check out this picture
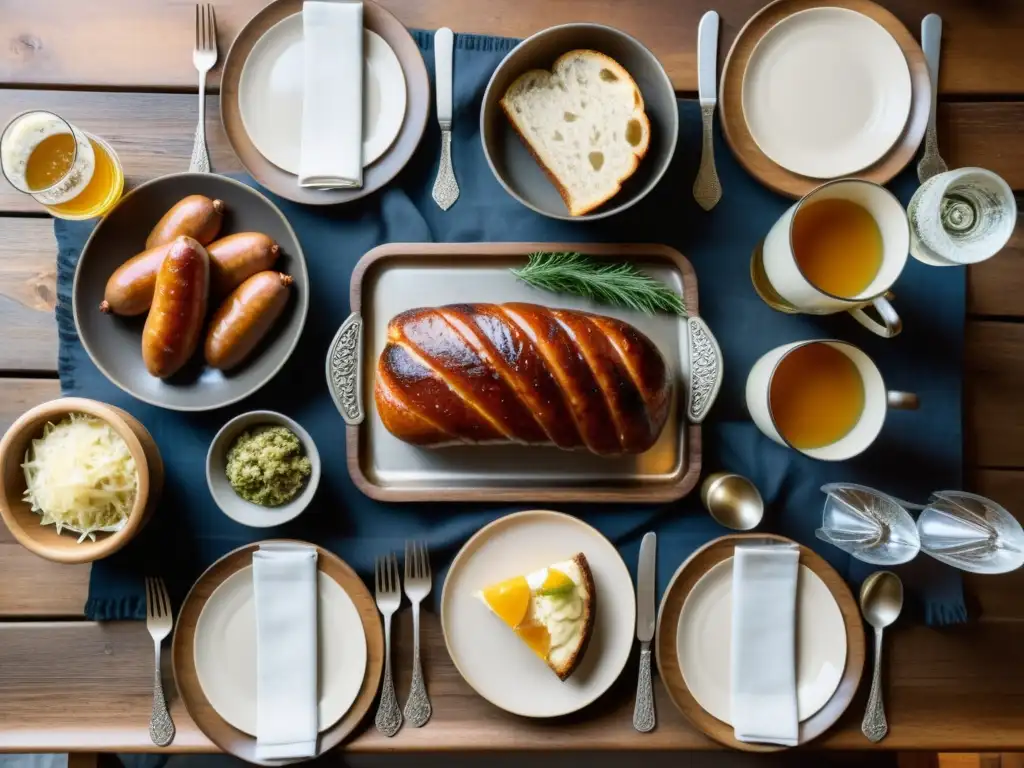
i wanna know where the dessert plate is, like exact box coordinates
[677,558,846,725]
[194,565,367,737]
[441,509,636,717]
[239,13,407,173]
[741,7,912,178]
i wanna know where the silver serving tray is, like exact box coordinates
[326,243,723,502]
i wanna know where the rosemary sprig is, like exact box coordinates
[511,252,687,316]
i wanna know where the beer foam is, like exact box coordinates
[1,111,93,200]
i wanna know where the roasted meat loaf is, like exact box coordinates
[374,303,671,455]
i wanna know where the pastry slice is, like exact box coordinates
[477,553,596,680]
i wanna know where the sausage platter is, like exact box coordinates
[326,242,723,502]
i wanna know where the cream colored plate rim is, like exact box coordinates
[193,565,368,736]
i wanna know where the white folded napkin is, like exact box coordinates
[253,543,319,760]
[299,1,364,189]
[730,544,800,746]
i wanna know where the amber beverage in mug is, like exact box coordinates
[0,110,124,219]
[751,179,909,338]
[745,340,918,461]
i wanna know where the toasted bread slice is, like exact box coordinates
[500,50,650,216]
[477,552,596,680]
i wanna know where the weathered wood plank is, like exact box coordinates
[0,93,1022,216]
[937,105,1024,191]
[964,469,1024,621]
[2,615,1024,752]
[966,322,1024,468]
[968,209,1024,318]
[0,218,57,372]
[1,0,1023,94]
[0,91,234,214]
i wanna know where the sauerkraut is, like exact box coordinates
[22,414,138,542]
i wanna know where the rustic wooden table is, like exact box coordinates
[0,0,1022,755]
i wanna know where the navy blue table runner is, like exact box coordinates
[53,30,965,624]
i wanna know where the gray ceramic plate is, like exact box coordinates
[480,23,679,221]
[73,173,308,411]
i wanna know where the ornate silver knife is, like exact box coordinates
[693,11,722,211]
[633,532,657,732]
[431,27,459,210]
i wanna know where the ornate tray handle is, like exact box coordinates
[686,316,723,424]
[326,313,364,426]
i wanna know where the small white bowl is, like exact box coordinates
[206,410,320,528]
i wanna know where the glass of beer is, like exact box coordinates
[0,110,124,219]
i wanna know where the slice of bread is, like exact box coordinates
[501,50,651,216]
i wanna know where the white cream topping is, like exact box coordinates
[525,559,589,668]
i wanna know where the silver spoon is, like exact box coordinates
[700,472,764,531]
[859,570,904,742]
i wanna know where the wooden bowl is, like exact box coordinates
[0,398,164,564]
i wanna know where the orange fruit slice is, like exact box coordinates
[480,575,530,628]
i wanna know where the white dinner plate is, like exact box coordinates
[238,13,407,174]
[677,558,846,724]
[194,565,368,736]
[741,7,912,179]
[441,510,636,718]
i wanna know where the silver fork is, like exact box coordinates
[145,577,175,747]
[403,541,432,727]
[374,553,403,737]
[191,4,217,173]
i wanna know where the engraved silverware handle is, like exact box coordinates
[432,130,459,211]
[693,104,722,211]
[431,28,459,210]
[861,626,888,742]
[190,75,210,173]
[149,641,175,747]
[633,643,656,732]
[403,602,432,727]
[375,613,403,736]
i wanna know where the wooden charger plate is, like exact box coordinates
[719,0,929,198]
[220,0,430,205]
[655,534,865,751]
[171,541,384,763]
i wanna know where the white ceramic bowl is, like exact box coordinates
[206,410,320,528]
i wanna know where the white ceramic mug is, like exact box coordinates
[745,340,918,461]
[755,179,909,338]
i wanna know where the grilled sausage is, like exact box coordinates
[99,243,170,315]
[99,232,279,315]
[142,236,210,378]
[208,233,280,297]
[205,271,293,371]
[146,195,225,249]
